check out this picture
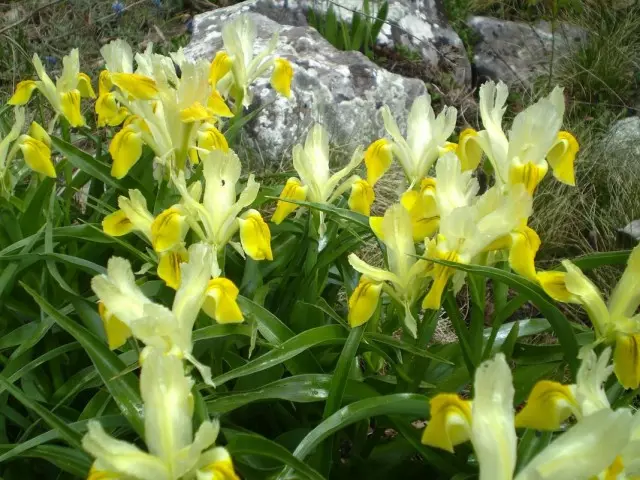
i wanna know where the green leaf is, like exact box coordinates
[226,432,325,480]
[19,445,91,477]
[371,1,389,41]
[566,250,631,270]
[212,325,347,387]
[193,324,253,342]
[21,284,145,436]
[265,197,370,228]
[365,332,452,363]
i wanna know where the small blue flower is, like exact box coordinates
[185,17,194,34]
[152,0,162,6]
[44,55,57,67]
[112,0,125,15]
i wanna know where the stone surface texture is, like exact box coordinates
[468,16,587,87]
[185,6,429,164]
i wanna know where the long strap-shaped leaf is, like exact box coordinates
[22,284,145,435]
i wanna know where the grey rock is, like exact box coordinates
[468,16,587,87]
[620,219,640,241]
[207,0,471,87]
[185,8,428,165]
[605,116,640,159]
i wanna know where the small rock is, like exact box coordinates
[185,9,428,166]
[620,220,640,242]
[468,16,587,87]
[605,116,640,160]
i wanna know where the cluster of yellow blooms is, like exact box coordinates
[5,11,640,479]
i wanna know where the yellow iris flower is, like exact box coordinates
[83,349,239,480]
[560,245,640,389]
[9,49,95,128]
[422,353,633,480]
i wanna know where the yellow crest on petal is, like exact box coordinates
[421,393,472,453]
[201,453,240,480]
[509,161,548,195]
[515,380,578,430]
[98,302,132,350]
[180,102,212,123]
[19,137,56,178]
[77,72,96,98]
[198,125,229,154]
[102,209,134,237]
[271,58,293,98]
[61,89,85,127]
[348,277,382,327]
[239,209,273,261]
[457,128,483,171]
[207,90,234,118]
[157,249,189,290]
[547,130,579,187]
[8,80,38,105]
[364,139,392,186]
[348,178,375,216]
[209,51,233,86]
[272,177,307,224]
[508,225,540,281]
[203,278,244,324]
[151,206,187,253]
[613,333,640,389]
[109,126,143,179]
[110,72,158,100]
[422,242,459,311]
[98,70,113,96]
[96,93,129,127]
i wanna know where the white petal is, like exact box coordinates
[201,149,242,233]
[172,243,211,335]
[435,152,479,218]
[100,39,134,73]
[348,254,402,286]
[574,346,612,417]
[381,204,416,284]
[608,244,640,319]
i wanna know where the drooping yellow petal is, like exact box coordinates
[157,249,189,290]
[19,136,56,178]
[515,380,578,430]
[536,271,574,302]
[457,128,483,171]
[180,102,212,123]
[198,124,229,154]
[508,225,540,281]
[400,189,439,242]
[369,216,384,240]
[509,161,548,195]
[348,178,375,216]
[98,302,132,350]
[109,126,143,179]
[423,245,459,310]
[207,90,233,118]
[102,209,134,236]
[546,131,578,186]
[60,89,85,127]
[421,393,472,453]
[614,333,640,389]
[239,209,273,261]
[364,139,392,186]
[271,58,294,98]
[151,207,187,253]
[96,93,129,127]
[209,51,232,86]
[110,72,158,100]
[272,177,307,224]
[98,70,113,96]
[8,80,37,105]
[348,277,382,327]
[203,278,244,324]
[28,122,51,146]
[77,72,96,98]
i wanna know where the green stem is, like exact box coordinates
[407,308,439,392]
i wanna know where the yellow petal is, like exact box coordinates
[272,177,307,224]
[348,277,382,327]
[271,58,293,98]
[401,189,439,242]
[509,161,548,195]
[514,380,578,430]
[60,89,85,127]
[348,179,375,216]
[207,90,233,118]
[420,177,437,196]
[102,209,134,236]
[483,234,512,253]
[536,271,574,302]
[421,393,472,453]
[440,142,458,155]
[27,122,50,147]
[614,333,640,389]
[109,126,143,179]
[77,72,96,98]
[180,102,212,123]
[8,80,37,105]
[201,450,240,480]
[364,139,392,186]
[157,250,189,290]
[546,131,578,186]
[239,209,273,261]
[151,207,188,253]
[508,225,540,281]
[198,125,229,154]
[98,302,132,350]
[19,136,56,178]
[203,278,244,324]
[369,216,384,240]
[96,93,128,127]
[422,246,459,310]
[209,51,232,86]
[98,70,113,96]
[602,456,625,480]
[457,128,483,171]
[110,72,158,100]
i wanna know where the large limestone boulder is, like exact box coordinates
[184,6,429,165]
[468,16,586,88]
